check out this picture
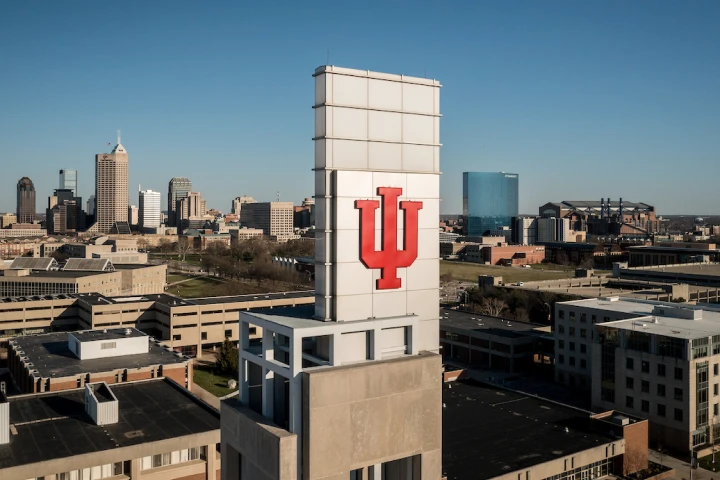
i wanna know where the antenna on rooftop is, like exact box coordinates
[276,191,280,202]
[117,129,121,144]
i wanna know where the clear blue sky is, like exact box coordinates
[1,1,718,215]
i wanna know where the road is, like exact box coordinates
[649,449,716,480]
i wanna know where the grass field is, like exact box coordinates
[440,260,576,284]
[166,274,302,298]
[167,276,226,298]
[193,365,237,397]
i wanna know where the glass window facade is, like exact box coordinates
[463,172,519,236]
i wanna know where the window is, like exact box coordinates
[580,329,587,338]
[559,310,565,319]
[641,361,650,373]
[558,325,565,334]
[658,404,666,417]
[580,313,587,323]
[559,354,564,364]
[675,408,683,422]
[641,380,649,393]
[580,344,587,354]
[604,316,610,322]
[626,358,634,370]
[569,327,575,336]
[675,367,683,380]
[201,332,207,341]
[569,342,575,351]
[626,396,634,408]
[569,311,575,321]
[716,404,719,416]
[558,340,564,349]
[601,387,615,403]
[153,454,162,468]
[101,342,116,350]
[658,384,666,397]
[173,334,181,341]
[189,447,201,460]
[592,315,597,323]
[113,462,123,475]
[641,400,650,412]
[658,364,666,377]
[716,364,719,376]
[580,359,587,369]
[715,384,719,396]
[626,377,634,389]
[569,357,576,366]
[225,329,232,338]
[674,388,683,401]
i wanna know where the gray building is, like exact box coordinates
[167,177,192,227]
[16,177,36,224]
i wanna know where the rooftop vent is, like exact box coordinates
[85,382,118,426]
[0,390,8,445]
[611,415,630,426]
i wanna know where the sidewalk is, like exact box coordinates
[649,449,716,480]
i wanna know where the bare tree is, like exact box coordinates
[623,445,647,477]
[157,237,173,253]
[478,297,507,317]
[176,238,194,261]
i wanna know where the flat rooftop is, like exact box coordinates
[0,379,219,470]
[442,380,618,480]
[440,308,549,339]
[70,328,146,343]
[630,264,720,276]
[11,331,188,378]
[563,297,720,339]
[77,292,191,307]
[189,290,314,305]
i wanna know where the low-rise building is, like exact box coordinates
[629,243,720,267]
[229,227,264,244]
[0,378,220,480]
[443,378,648,479]
[7,328,191,393]
[556,297,720,453]
[440,308,553,373]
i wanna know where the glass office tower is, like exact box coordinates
[463,172,519,237]
[59,169,78,197]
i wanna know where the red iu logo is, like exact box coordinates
[355,187,423,290]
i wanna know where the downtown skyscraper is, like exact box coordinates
[139,189,161,231]
[59,169,78,197]
[87,142,129,233]
[167,177,192,227]
[16,177,36,224]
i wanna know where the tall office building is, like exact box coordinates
[59,169,78,197]
[139,189,161,231]
[168,177,192,227]
[16,177,36,224]
[240,201,294,241]
[176,191,207,230]
[88,142,129,233]
[221,66,442,479]
[86,195,95,216]
[230,195,256,215]
[463,171,519,236]
[46,188,85,234]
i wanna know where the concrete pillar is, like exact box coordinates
[206,443,218,480]
[130,457,142,479]
[372,328,381,360]
[196,345,203,359]
[239,358,249,405]
[262,366,274,418]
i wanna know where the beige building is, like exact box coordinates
[230,227,264,244]
[240,201,296,242]
[0,261,166,297]
[0,378,220,480]
[0,290,314,357]
[0,213,17,229]
[88,142,129,234]
[557,297,720,453]
[231,195,256,215]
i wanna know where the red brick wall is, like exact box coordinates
[483,246,545,266]
[49,380,78,392]
[162,364,189,389]
[623,420,649,475]
[126,370,153,382]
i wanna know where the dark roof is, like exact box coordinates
[537,241,597,250]
[10,331,188,378]
[442,380,619,480]
[70,328,146,343]
[440,308,547,339]
[0,379,220,470]
[190,290,314,305]
[76,293,190,307]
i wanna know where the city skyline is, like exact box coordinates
[1,1,719,215]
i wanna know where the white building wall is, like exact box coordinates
[139,190,161,230]
[69,332,149,360]
[313,66,441,353]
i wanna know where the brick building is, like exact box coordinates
[6,328,191,393]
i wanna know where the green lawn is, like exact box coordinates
[440,260,575,284]
[169,276,225,298]
[193,366,237,397]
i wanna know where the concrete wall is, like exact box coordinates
[302,353,442,480]
[221,400,298,480]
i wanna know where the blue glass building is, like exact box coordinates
[463,172,519,237]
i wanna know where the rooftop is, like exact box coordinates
[189,290,314,305]
[0,379,219,470]
[440,308,549,339]
[69,328,146,343]
[628,264,720,276]
[442,380,620,480]
[10,331,188,378]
